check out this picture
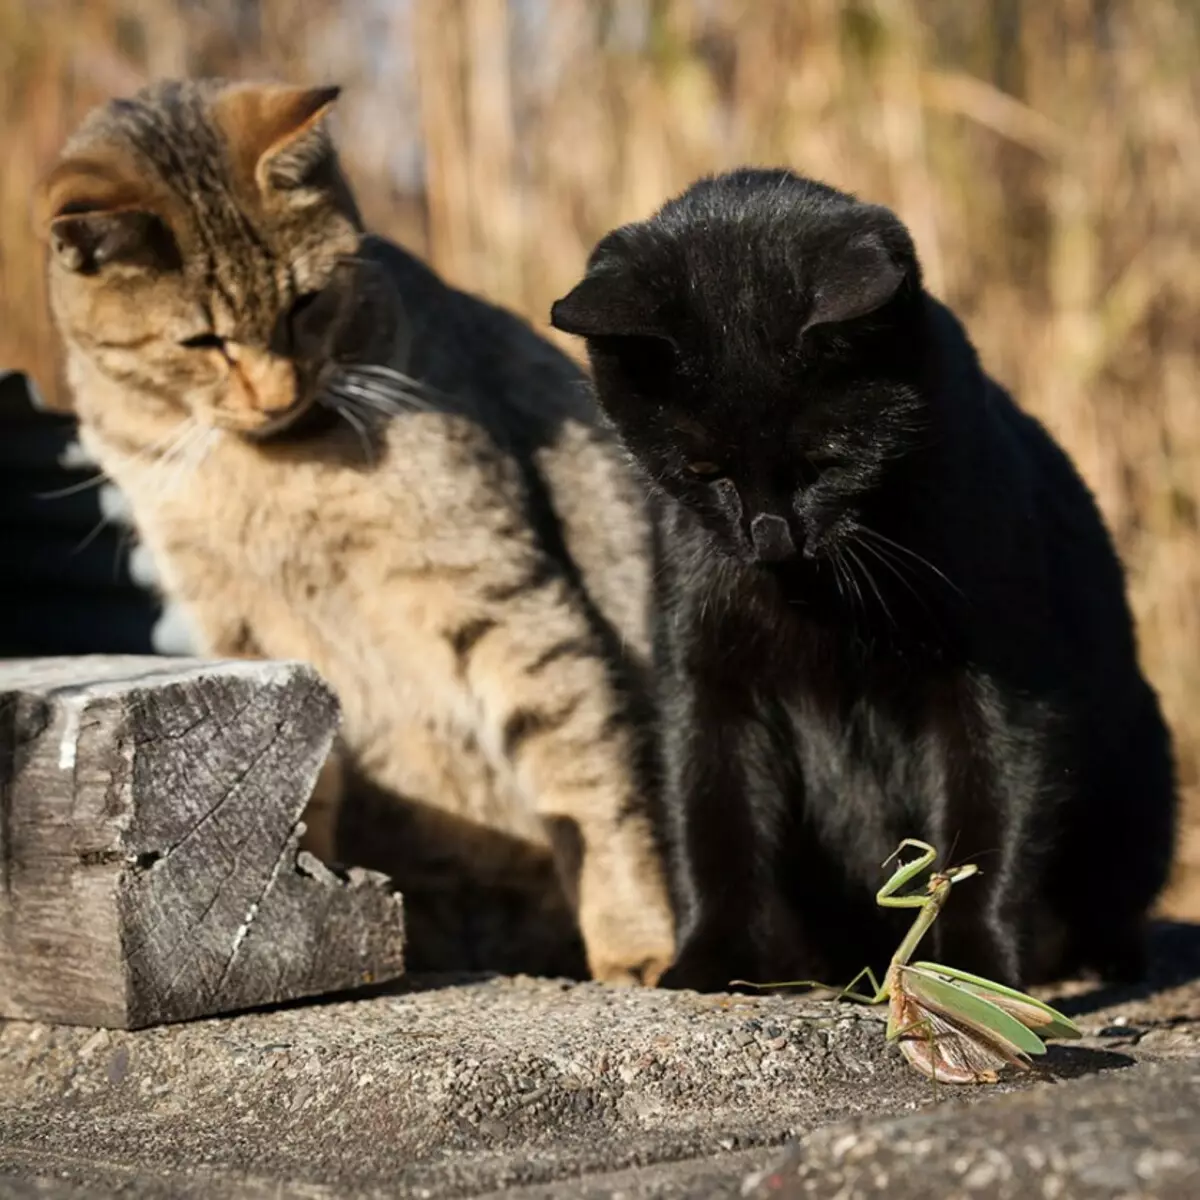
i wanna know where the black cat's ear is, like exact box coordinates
[804,230,909,330]
[35,151,180,275]
[215,82,342,193]
[551,265,669,342]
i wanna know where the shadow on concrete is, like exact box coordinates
[1047,920,1200,1018]
[336,772,589,981]
[1041,1042,1137,1079]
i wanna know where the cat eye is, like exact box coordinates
[685,461,725,480]
[179,332,228,352]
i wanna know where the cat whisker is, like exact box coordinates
[147,426,195,487]
[361,382,441,413]
[70,512,116,556]
[853,534,934,616]
[321,387,405,438]
[333,404,376,467]
[834,546,866,615]
[144,427,189,470]
[149,421,214,503]
[36,472,110,500]
[845,542,894,627]
[188,427,219,477]
[337,363,449,407]
[858,525,964,599]
[343,362,444,398]
[138,419,202,466]
[324,374,439,416]
[826,550,849,607]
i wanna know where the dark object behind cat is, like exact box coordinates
[551,168,1176,991]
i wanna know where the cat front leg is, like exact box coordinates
[445,566,676,986]
[924,676,1051,987]
[653,686,798,993]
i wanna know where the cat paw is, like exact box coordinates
[589,948,675,988]
[571,830,677,988]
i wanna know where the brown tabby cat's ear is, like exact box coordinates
[214,82,341,193]
[35,151,179,275]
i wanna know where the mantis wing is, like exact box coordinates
[889,986,1027,1084]
[911,961,1082,1040]
[899,965,1048,1058]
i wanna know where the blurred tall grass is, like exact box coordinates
[3,0,1198,913]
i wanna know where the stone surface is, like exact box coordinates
[0,656,405,1029]
[742,1059,1200,1199]
[1,923,1199,1198]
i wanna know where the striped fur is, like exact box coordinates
[39,79,674,984]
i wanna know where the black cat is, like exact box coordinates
[550,168,1175,992]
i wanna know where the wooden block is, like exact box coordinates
[0,656,405,1029]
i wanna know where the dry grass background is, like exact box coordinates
[2,0,1198,916]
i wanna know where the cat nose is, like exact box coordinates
[749,512,796,562]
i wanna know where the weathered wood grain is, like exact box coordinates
[0,656,405,1029]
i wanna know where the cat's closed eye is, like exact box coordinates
[685,461,725,480]
[179,332,227,352]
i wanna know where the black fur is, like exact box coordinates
[551,168,1176,992]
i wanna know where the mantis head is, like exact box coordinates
[943,863,980,886]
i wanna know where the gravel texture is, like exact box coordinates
[1,923,1199,1198]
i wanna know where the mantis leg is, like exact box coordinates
[889,1013,948,1098]
[729,964,888,1005]
[888,1014,937,1043]
[875,839,939,909]
[832,964,887,1004]
[874,840,961,968]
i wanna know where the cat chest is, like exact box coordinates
[112,451,502,781]
[773,668,976,824]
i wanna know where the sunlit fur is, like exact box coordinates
[40,80,674,983]
[552,168,1176,992]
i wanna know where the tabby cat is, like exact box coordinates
[38,78,674,983]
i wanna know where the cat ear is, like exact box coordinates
[35,152,178,275]
[215,82,341,193]
[551,269,669,342]
[804,230,909,330]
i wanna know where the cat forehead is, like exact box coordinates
[609,171,897,274]
[65,82,230,188]
[56,79,341,206]
[585,182,912,354]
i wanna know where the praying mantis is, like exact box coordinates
[735,839,1082,1084]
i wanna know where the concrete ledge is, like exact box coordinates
[3,932,1199,1198]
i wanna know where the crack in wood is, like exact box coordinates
[145,717,291,865]
[0,656,404,1028]
[152,846,257,1001]
[211,831,296,1003]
